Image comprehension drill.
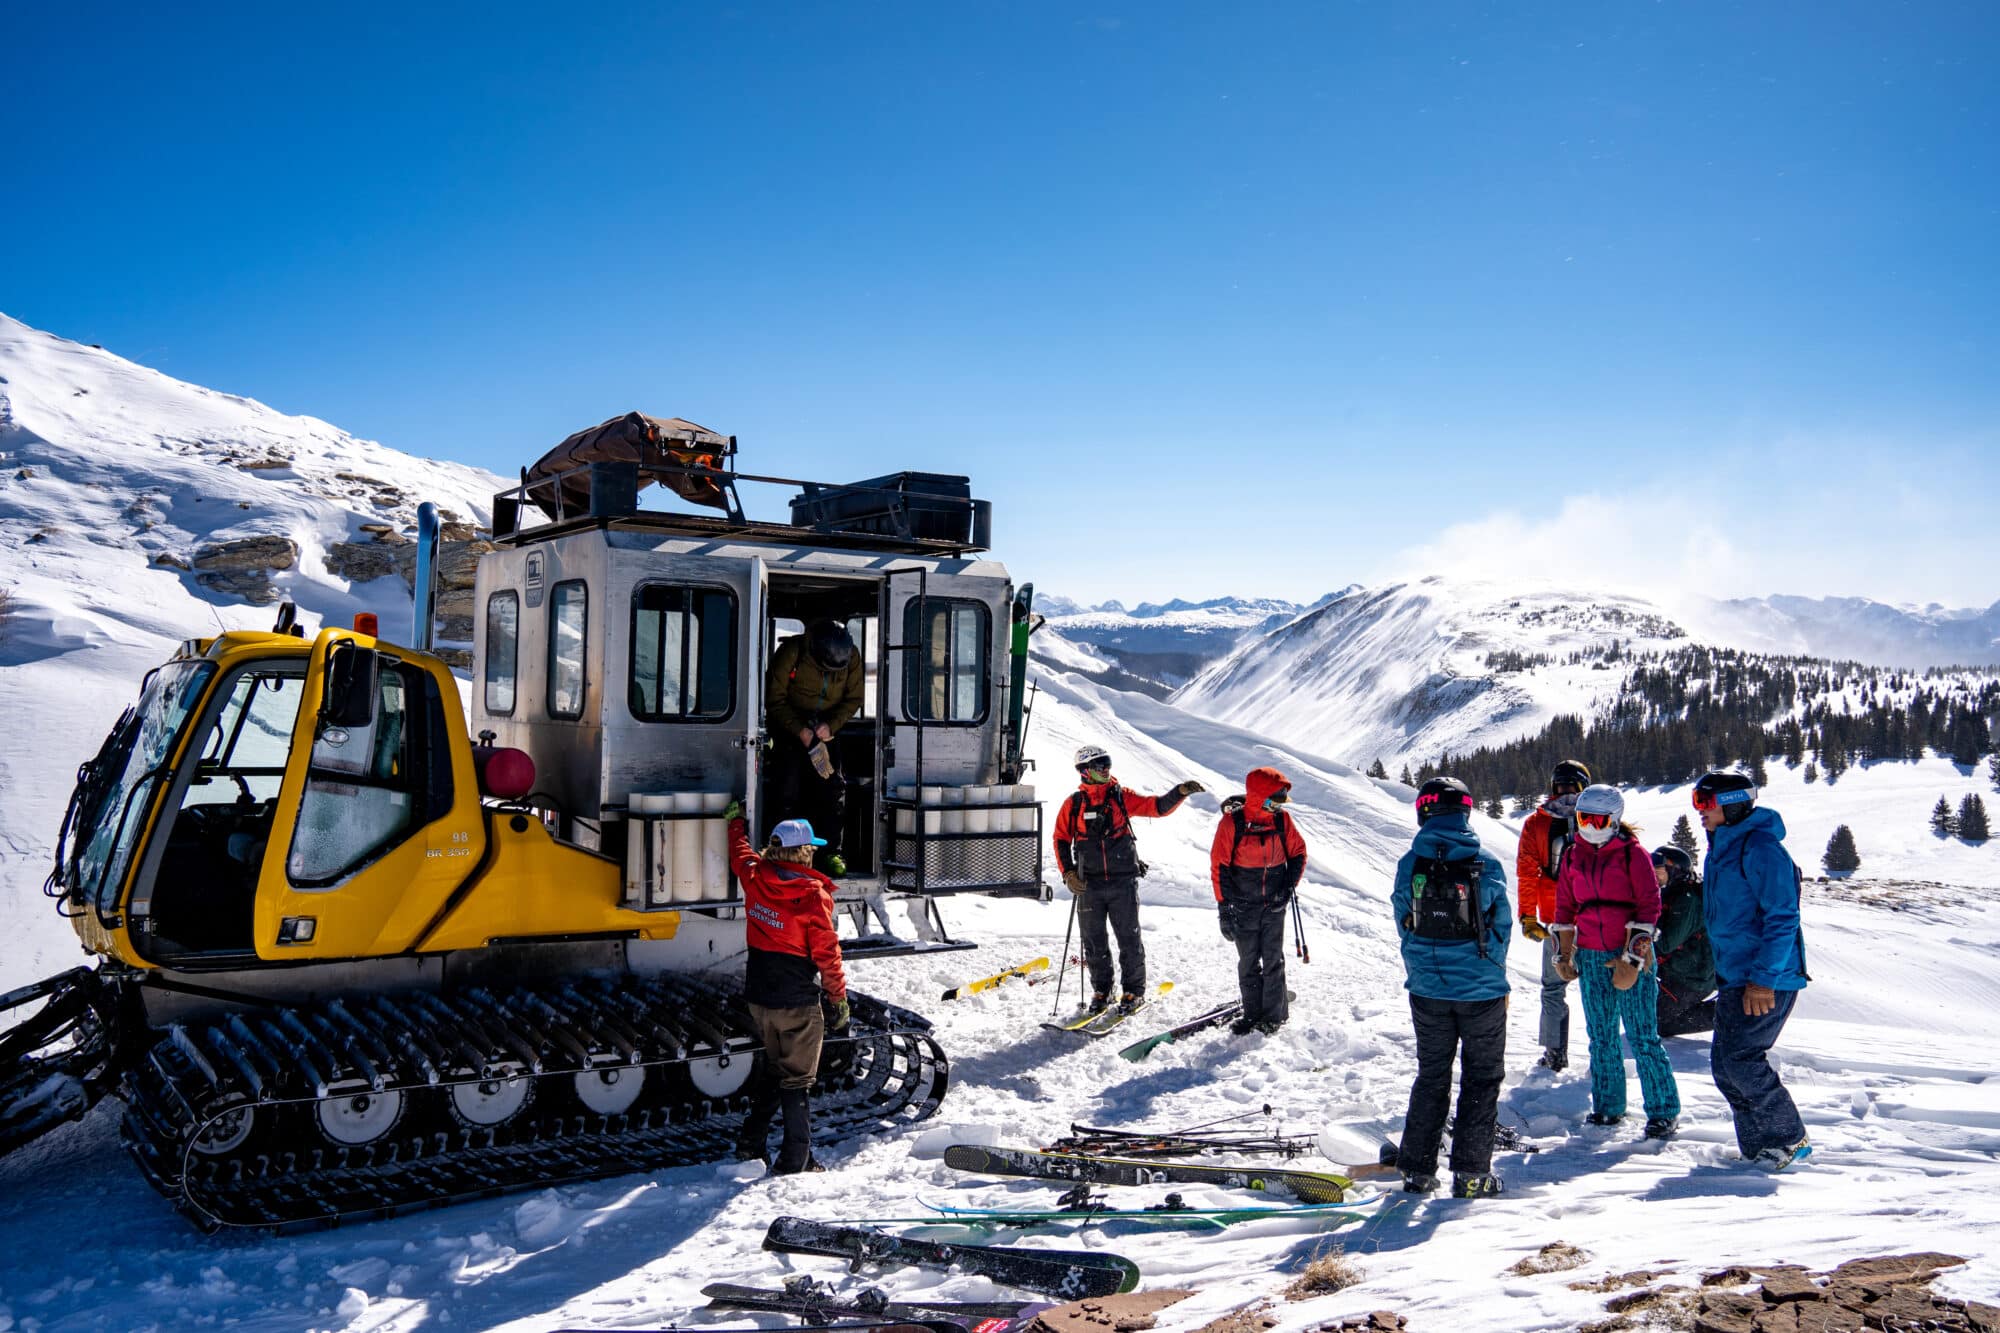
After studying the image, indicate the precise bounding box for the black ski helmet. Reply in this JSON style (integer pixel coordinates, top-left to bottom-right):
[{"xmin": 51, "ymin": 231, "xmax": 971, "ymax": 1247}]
[
  {"xmin": 1415, "ymin": 776, "xmax": 1475, "ymax": 825},
  {"xmin": 1550, "ymin": 759, "xmax": 1592, "ymax": 794},
  {"xmin": 1651, "ymin": 845, "xmax": 1695, "ymax": 882},
  {"xmin": 1692, "ymin": 769, "xmax": 1757, "ymax": 825},
  {"xmin": 807, "ymin": 619, "xmax": 856, "ymax": 672}
]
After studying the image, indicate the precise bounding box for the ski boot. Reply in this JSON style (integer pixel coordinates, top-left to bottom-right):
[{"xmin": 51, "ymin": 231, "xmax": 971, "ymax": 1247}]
[
  {"xmin": 1401, "ymin": 1171, "xmax": 1439, "ymax": 1194},
  {"xmin": 1754, "ymin": 1134, "xmax": 1812, "ymax": 1172},
  {"xmin": 1586, "ymin": 1111, "xmax": 1623, "ymax": 1127},
  {"xmin": 1228, "ymin": 1016, "xmax": 1258, "ymax": 1036},
  {"xmin": 1255, "ymin": 1019, "xmax": 1285, "ymax": 1035},
  {"xmin": 773, "ymin": 1087, "xmax": 822, "ymax": 1175},
  {"xmin": 1643, "ymin": 1116, "xmax": 1679, "ymax": 1141},
  {"xmin": 1117, "ymin": 991, "xmax": 1143, "ymax": 1014},
  {"xmin": 1088, "ymin": 991, "xmax": 1111, "ymax": 1013},
  {"xmin": 1536, "ymin": 1048, "xmax": 1567, "ymax": 1073},
  {"xmin": 1451, "ymin": 1172, "xmax": 1505, "ymax": 1199}
]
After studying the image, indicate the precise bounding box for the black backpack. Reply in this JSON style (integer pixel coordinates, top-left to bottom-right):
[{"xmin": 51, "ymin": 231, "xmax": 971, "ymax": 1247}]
[
  {"xmin": 1066, "ymin": 787, "xmax": 1145, "ymax": 881},
  {"xmin": 1408, "ymin": 854, "xmax": 1491, "ymax": 956}
]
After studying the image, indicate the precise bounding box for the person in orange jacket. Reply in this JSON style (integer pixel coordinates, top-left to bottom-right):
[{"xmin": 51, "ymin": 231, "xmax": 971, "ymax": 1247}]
[
  {"xmin": 1211, "ymin": 767, "xmax": 1308, "ymax": 1034},
  {"xmin": 725, "ymin": 803, "xmax": 848, "ymax": 1174},
  {"xmin": 1053, "ymin": 744, "xmax": 1203, "ymax": 1012},
  {"xmin": 1517, "ymin": 759, "xmax": 1591, "ymax": 1072}
]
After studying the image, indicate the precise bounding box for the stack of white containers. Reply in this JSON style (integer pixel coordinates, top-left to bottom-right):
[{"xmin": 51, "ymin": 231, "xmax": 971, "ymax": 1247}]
[
  {"xmin": 625, "ymin": 793, "xmax": 735, "ymax": 906},
  {"xmin": 891, "ymin": 782, "xmax": 1037, "ymax": 889}
]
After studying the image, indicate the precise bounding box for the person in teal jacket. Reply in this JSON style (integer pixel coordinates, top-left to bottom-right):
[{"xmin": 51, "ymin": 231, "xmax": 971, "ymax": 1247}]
[
  {"xmin": 1695, "ymin": 769, "xmax": 1811, "ymax": 1172},
  {"xmin": 1391, "ymin": 777, "xmax": 1512, "ymax": 1199}
]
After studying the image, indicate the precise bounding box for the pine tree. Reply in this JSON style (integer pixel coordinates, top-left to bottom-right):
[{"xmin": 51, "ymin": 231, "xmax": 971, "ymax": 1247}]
[
  {"xmin": 1367, "ymin": 758, "xmax": 1388, "ymax": 780},
  {"xmin": 1822, "ymin": 825, "xmax": 1861, "ymax": 875},
  {"xmin": 1511, "ymin": 793, "xmax": 1535, "ymax": 817},
  {"xmin": 1484, "ymin": 795, "xmax": 1504, "ymax": 818},
  {"xmin": 1931, "ymin": 795, "xmax": 1958, "ymax": 837},
  {"xmin": 1751, "ymin": 753, "xmax": 1770, "ymax": 787},
  {"xmin": 1671, "ymin": 815, "xmax": 1699, "ymax": 857},
  {"xmin": 1959, "ymin": 794, "xmax": 1991, "ymax": 843},
  {"xmin": 1803, "ymin": 760, "xmax": 1819, "ymax": 784},
  {"xmin": 1398, "ymin": 763, "xmax": 1414, "ymax": 786},
  {"xmin": 1989, "ymin": 753, "xmax": 2000, "ymax": 794}
]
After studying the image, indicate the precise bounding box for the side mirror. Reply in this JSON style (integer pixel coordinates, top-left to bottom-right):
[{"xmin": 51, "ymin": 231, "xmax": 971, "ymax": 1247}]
[{"xmin": 323, "ymin": 643, "xmax": 380, "ymax": 729}]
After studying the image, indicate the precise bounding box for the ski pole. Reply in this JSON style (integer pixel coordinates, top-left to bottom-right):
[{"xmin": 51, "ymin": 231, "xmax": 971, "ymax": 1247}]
[
  {"xmin": 1050, "ymin": 889, "xmax": 1077, "ymax": 1019},
  {"xmin": 1291, "ymin": 893, "xmax": 1310, "ymax": 963}
]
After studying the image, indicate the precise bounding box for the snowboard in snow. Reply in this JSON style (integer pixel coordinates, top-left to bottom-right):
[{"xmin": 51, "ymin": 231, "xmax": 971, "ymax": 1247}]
[
  {"xmin": 941, "ymin": 1144, "xmax": 1351, "ymax": 1204},
  {"xmin": 701, "ymin": 1282, "xmax": 1038, "ymax": 1327},
  {"xmin": 1041, "ymin": 981, "xmax": 1173, "ymax": 1034},
  {"xmin": 942, "ymin": 957, "xmax": 1050, "ymax": 1001},
  {"xmin": 762, "ymin": 1216, "xmax": 1140, "ymax": 1299}
]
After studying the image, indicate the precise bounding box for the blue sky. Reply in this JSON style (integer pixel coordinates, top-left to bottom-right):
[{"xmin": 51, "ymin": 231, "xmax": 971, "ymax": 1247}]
[{"xmin": 7, "ymin": 3, "xmax": 1997, "ymax": 607}]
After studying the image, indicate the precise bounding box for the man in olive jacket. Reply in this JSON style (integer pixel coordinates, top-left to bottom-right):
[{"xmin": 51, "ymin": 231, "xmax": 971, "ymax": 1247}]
[{"xmin": 766, "ymin": 620, "xmax": 865, "ymax": 873}]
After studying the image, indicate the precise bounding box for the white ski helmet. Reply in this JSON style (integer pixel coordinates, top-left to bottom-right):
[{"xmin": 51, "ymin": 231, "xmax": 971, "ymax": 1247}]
[
  {"xmin": 1074, "ymin": 744, "xmax": 1111, "ymax": 771},
  {"xmin": 1575, "ymin": 784, "xmax": 1624, "ymax": 845}
]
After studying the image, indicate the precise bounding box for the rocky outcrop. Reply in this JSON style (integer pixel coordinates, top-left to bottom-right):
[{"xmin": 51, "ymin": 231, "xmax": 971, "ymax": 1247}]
[
  {"xmin": 192, "ymin": 535, "xmax": 298, "ymax": 606},
  {"xmin": 325, "ymin": 541, "xmax": 402, "ymax": 583},
  {"xmin": 1582, "ymin": 1254, "xmax": 1989, "ymax": 1333}
]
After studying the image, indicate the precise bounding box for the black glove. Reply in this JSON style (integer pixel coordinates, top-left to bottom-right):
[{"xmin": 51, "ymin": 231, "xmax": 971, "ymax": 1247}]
[
  {"xmin": 1174, "ymin": 779, "xmax": 1207, "ymax": 798},
  {"xmin": 1218, "ymin": 907, "xmax": 1237, "ymax": 942}
]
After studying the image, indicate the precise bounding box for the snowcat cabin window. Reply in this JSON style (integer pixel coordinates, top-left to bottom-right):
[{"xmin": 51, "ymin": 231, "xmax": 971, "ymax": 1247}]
[
  {"xmin": 902, "ymin": 598, "xmax": 990, "ymax": 724},
  {"xmin": 71, "ymin": 658, "xmax": 216, "ymax": 914},
  {"xmin": 629, "ymin": 583, "xmax": 737, "ymax": 722},
  {"xmin": 547, "ymin": 580, "xmax": 587, "ymax": 720},
  {"xmin": 485, "ymin": 590, "xmax": 519, "ymax": 716},
  {"xmin": 288, "ymin": 659, "xmax": 455, "ymax": 888}
]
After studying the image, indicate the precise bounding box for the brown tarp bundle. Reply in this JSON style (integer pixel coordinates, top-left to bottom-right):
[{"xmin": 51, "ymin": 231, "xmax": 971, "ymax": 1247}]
[{"xmin": 524, "ymin": 412, "xmax": 733, "ymax": 518}]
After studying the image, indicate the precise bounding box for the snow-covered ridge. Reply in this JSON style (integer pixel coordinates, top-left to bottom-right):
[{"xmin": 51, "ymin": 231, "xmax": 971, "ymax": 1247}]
[
  {"xmin": 0, "ymin": 311, "xmax": 507, "ymax": 988},
  {"xmin": 1172, "ymin": 578, "xmax": 1692, "ymax": 768},
  {"xmin": 1041, "ymin": 593, "xmax": 1324, "ymax": 694},
  {"xmin": 1687, "ymin": 592, "xmax": 2000, "ymax": 668}
]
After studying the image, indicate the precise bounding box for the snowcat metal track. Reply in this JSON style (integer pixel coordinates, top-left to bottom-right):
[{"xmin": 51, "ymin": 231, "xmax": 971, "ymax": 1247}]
[{"xmin": 117, "ymin": 977, "xmax": 946, "ymax": 1231}]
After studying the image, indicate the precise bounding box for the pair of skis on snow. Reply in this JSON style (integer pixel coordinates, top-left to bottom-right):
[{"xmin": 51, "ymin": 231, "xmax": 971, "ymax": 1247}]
[
  {"xmin": 756, "ymin": 1215, "xmax": 1139, "ymax": 1298},
  {"xmin": 1040, "ymin": 981, "xmax": 1174, "ymax": 1037}
]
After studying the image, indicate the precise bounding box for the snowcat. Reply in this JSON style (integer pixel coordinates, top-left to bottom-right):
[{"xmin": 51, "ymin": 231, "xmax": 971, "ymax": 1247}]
[{"xmin": 0, "ymin": 416, "xmax": 1044, "ymax": 1230}]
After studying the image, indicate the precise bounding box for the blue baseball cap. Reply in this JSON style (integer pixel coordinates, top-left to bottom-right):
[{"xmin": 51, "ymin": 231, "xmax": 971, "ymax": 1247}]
[{"xmin": 772, "ymin": 819, "xmax": 829, "ymax": 848}]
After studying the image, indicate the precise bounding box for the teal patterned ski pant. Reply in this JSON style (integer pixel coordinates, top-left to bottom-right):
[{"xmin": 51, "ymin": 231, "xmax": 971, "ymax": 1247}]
[{"xmin": 1575, "ymin": 947, "xmax": 1681, "ymax": 1120}]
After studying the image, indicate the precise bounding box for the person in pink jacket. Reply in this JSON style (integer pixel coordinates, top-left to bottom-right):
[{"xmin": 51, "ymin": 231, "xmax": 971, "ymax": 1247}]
[{"xmin": 1551, "ymin": 785, "xmax": 1682, "ymax": 1139}]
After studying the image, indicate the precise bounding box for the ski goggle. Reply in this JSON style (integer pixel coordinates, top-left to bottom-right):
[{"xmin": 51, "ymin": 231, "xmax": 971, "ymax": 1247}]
[
  {"xmin": 1692, "ymin": 787, "xmax": 1752, "ymax": 812},
  {"xmin": 1265, "ymin": 789, "xmax": 1292, "ymax": 810},
  {"xmin": 1576, "ymin": 810, "xmax": 1616, "ymax": 830},
  {"xmin": 1552, "ymin": 781, "xmax": 1584, "ymax": 797}
]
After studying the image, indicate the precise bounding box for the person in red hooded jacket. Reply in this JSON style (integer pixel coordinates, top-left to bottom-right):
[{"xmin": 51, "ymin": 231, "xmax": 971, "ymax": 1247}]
[
  {"xmin": 1053, "ymin": 744, "xmax": 1203, "ymax": 1012},
  {"xmin": 1211, "ymin": 767, "xmax": 1309, "ymax": 1034},
  {"xmin": 725, "ymin": 803, "xmax": 849, "ymax": 1174},
  {"xmin": 1517, "ymin": 759, "xmax": 1590, "ymax": 1072}
]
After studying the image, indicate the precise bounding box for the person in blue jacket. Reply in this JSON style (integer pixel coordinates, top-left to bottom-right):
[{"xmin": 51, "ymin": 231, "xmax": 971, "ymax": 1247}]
[
  {"xmin": 1693, "ymin": 769, "xmax": 1812, "ymax": 1172},
  {"xmin": 1392, "ymin": 776, "xmax": 1513, "ymax": 1199}
]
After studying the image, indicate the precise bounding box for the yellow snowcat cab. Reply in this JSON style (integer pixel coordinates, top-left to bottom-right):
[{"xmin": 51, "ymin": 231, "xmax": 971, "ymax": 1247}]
[{"xmin": 0, "ymin": 423, "xmax": 1040, "ymax": 1232}]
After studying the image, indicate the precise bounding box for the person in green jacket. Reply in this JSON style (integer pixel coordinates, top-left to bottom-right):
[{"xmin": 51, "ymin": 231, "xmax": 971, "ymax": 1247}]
[
  {"xmin": 765, "ymin": 620, "xmax": 865, "ymax": 874},
  {"xmin": 1652, "ymin": 845, "xmax": 1716, "ymax": 1036}
]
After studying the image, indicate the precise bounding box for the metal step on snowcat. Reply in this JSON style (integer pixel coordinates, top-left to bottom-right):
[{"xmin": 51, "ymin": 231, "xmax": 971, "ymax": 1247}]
[{"xmin": 121, "ymin": 980, "xmax": 944, "ymax": 1232}]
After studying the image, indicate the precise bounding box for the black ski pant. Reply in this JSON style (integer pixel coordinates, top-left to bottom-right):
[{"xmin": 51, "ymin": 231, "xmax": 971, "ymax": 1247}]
[
  {"xmin": 1224, "ymin": 895, "xmax": 1289, "ymax": 1025},
  {"xmin": 1657, "ymin": 986, "xmax": 1717, "ymax": 1037},
  {"xmin": 765, "ymin": 735, "xmax": 846, "ymax": 855},
  {"xmin": 1398, "ymin": 993, "xmax": 1508, "ymax": 1178},
  {"xmin": 1077, "ymin": 877, "xmax": 1144, "ymax": 998}
]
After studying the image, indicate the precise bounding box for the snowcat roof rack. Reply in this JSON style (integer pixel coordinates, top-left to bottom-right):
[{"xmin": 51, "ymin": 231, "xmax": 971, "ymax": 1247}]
[{"xmin": 492, "ymin": 457, "xmax": 994, "ymax": 557}]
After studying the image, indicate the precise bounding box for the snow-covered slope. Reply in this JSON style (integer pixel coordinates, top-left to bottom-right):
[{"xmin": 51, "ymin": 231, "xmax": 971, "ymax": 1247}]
[
  {"xmin": 3, "ymin": 650, "xmax": 1996, "ymax": 1330},
  {"xmin": 1687, "ymin": 593, "xmax": 2000, "ymax": 668},
  {"xmin": 1043, "ymin": 595, "xmax": 1318, "ymax": 694},
  {"xmin": 0, "ymin": 311, "xmax": 505, "ymax": 989},
  {"xmin": 1173, "ymin": 578, "xmax": 1690, "ymax": 769}
]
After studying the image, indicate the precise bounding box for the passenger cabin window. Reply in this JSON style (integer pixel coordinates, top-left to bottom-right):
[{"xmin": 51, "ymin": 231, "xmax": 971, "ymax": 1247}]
[
  {"xmin": 902, "ymin": 598, "xmax": 989, "ymax": 724},
  {"xmin": 630, "ymin": 584, "xmax": 737, "ymax": 721},
  {"xmin": 288, "ymin": 661, "xmax": 454, "ymax": 887},
  {"xmin": 485, "ymin": 591, "xmax": 519, "ymax": 715},
  {"xmin": 548, "ymin": 580, "xmax": 587, "ymax": 719}
]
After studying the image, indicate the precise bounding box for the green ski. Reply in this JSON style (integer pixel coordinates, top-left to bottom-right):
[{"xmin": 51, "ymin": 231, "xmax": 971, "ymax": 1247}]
[{"xmin": 1042, "ymin": 981, "xmax": 1173, "ymax": 1035}]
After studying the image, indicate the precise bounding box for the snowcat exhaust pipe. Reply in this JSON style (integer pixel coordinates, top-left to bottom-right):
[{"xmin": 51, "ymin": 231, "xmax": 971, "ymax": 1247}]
[{"xmin": 412, "ymin": 501, "xmax": 440, "ymax": 651}]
